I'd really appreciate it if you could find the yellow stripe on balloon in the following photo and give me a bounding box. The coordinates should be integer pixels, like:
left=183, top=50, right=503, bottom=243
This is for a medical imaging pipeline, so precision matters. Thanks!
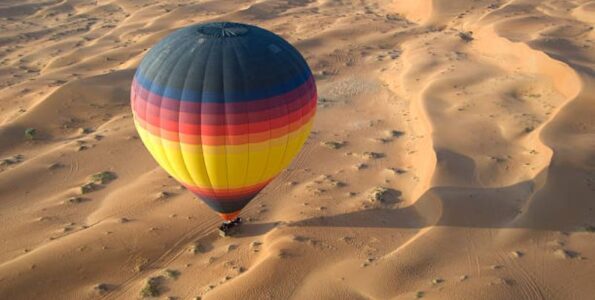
left=134, top=118, right=313, bottom=189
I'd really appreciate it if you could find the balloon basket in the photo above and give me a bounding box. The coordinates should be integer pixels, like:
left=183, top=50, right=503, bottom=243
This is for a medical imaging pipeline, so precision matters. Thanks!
left=218, top=217, right=242, bottom=237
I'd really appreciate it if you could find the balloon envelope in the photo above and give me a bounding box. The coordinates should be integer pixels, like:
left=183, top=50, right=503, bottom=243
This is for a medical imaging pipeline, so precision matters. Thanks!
left=131, top=22, right=316, bottom=220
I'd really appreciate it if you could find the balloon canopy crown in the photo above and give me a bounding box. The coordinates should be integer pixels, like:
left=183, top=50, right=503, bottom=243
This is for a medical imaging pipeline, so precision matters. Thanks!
left=197, top=22, right=250, bottom=38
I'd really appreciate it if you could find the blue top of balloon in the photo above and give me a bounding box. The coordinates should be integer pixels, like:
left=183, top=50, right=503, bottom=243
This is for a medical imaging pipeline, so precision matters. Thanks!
left=134, top=22, right=312, bottom=104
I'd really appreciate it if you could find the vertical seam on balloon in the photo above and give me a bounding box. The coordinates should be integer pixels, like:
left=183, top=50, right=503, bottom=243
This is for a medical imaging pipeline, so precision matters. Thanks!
left=230, top=38, right=257, bottom=213
left=140, top=30, right=199, bottom=102
left=271, top=48, right=292, bottom=180
left=144, top=33, right=191, bottom=179
left=144, top=76, right=175, bottom=177
left=182, top=39, right=216, bottom=197
left=199, top=40, right=219, bottom=202
left=159, top=40, right=196, bottom=186
left=139, top=38, right=185, bottom=177
left=176, top=43, right=205, bottom=188
left=242, top=35, right=304, bottom=185
left=138, top=33, right=189, bottom=104
left=275, top=42, right=310, bottom=174
left=254, top=37, right=273, bottom=188
left=220, top=39, right=231, bottom=196
left=233, top=38, right=251, bottom=198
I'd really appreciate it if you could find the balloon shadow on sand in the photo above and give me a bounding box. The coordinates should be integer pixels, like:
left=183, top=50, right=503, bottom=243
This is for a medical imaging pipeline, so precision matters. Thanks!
left=234, top=222, right=279, bottom=237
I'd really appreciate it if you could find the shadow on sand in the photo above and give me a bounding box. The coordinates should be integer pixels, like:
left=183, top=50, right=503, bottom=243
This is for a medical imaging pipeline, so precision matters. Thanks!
left=285, top=149, right=595, bottom=233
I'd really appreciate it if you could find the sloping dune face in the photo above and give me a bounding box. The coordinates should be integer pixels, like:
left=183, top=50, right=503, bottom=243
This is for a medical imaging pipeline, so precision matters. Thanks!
left=0, top=0, right=594, bottom=299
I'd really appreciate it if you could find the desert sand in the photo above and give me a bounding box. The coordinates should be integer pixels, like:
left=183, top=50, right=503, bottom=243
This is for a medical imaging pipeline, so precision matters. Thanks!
left=1, top=0, right=595, bottom=299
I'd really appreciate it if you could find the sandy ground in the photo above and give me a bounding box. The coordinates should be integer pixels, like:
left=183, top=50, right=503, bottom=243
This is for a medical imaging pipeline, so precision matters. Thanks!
left=1, top=0, right=594, bottom=299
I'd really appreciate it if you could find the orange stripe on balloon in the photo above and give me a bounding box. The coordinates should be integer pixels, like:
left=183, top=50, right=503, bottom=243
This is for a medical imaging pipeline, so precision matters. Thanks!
left=133, top=105, right=315, bottom=146
left=133, top=94, right=316, bottom=135
left=220, top=211, right=241, bottom=221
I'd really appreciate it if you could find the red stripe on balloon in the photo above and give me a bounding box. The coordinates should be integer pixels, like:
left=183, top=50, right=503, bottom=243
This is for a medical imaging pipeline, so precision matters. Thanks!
left=134, top=105, right=314, bottom=145
left=132, top=87, right=315, bottom=125
left=182, top=179, right=272, bottom=199
left=134, top=95, right=316, bottom=136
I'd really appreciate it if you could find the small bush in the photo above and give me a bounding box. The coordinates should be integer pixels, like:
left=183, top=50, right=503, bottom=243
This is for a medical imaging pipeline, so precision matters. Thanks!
left=134, top=257, right=149, bottom=272
left=66, top=196, right=86, bottom=204
left=79, top=127, right=93, bottom=134
left=190, top=242, right=203, bottom=254
left=90, top=171, right=117, bottom=184
left=511, top=251, right=524, bottom=258
left=94, top=283, right=110, bottom=295
left=554, top=248, right=579, bottom=259
left=164, top=269, right=180, bottom=280
left=140, top=276, right=162, bottom=298
left=386, top=167, right=407, bottom=175
left=1, top=155, right=23, bottom=166
left=24, top=128, right=37, bottom=140
left=458, top=31, right=474, bottom=42
left=321, top=141, right=345, bottom=149
left=387, top=130, right=405, bottom=138
left=369, top=187, right=401, bottom=204
left=156, top=191, right=170, bottom=199
left=80, top=183, right=96, bottom=194
left=363, top=152, right=384, bottom=159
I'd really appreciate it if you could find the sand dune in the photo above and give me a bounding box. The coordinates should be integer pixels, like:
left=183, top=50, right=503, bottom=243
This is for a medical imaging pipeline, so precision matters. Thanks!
left=1, top=0, right=594, bottom=299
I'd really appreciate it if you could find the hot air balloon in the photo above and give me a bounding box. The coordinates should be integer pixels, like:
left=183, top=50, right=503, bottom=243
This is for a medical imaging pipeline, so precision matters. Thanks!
left=130, top=22, right=316, bottom=235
